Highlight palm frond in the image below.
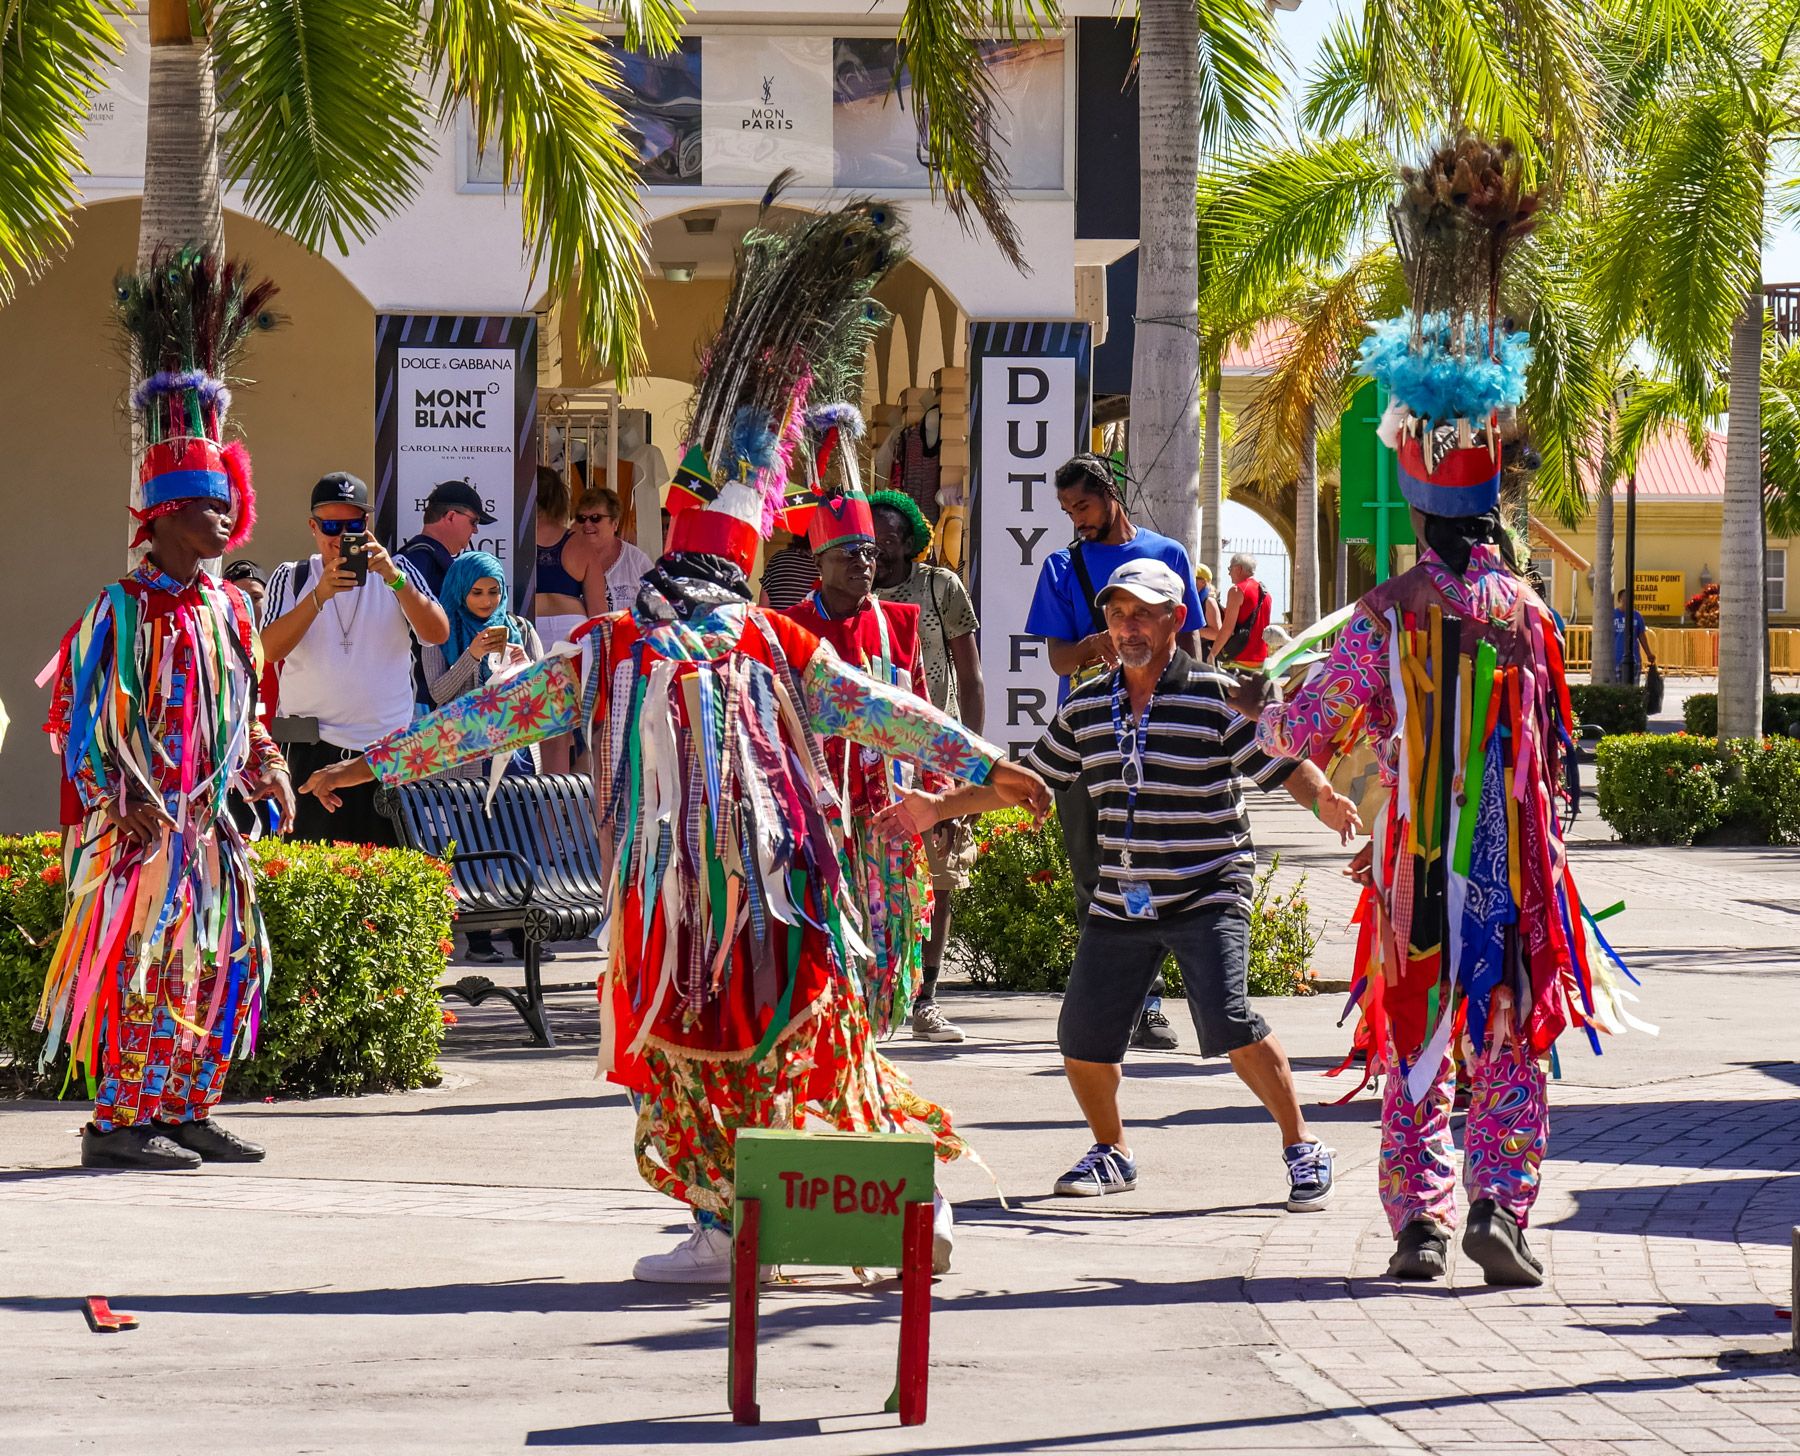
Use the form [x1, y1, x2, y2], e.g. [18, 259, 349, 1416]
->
[0, 0, 128, 302]
[213, 0, 433, 256]
[1606, 371, 1723, 487]
[893, 0, 1059, 271]
[1446, 0, 1602, 188]
[612, 0, 685, 54]
[1592, 87, 1764, 380]
[425, 0, 669, 381]
[1192, 0, 1284, 155]
[1231, 246, 1401, 494]
[1298, 14, 1376, 138]
[1762, 335, 1800, 536]
[1199, 134, 1395, 330]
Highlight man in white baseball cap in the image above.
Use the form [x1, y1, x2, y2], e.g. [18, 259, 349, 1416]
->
[892, 552, 1362, 1212]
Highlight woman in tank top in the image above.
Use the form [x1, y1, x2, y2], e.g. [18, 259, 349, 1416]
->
[533, 465, 602, 772]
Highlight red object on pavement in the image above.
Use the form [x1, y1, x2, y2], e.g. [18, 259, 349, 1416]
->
[84, 1297, 138, 1332]
[729, 1200, 762, 1425]
[894, 1198, 932, 1426]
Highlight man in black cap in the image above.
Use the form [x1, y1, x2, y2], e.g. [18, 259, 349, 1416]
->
[396, 479, 497, 710]
[259, 473, 449, 843]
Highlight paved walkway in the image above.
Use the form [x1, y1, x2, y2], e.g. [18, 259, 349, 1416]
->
[1, 796, 1795, 1454]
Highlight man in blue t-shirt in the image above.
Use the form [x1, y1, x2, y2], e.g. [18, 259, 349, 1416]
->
[1611, 589, 1655, 684]
[1024, 454, 1206, 1053]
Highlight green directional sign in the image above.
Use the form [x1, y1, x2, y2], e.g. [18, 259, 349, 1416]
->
[734, 1128, 935, 1267]
[1339, 379, 1414, 580]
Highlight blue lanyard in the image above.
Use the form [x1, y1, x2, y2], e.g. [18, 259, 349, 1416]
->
[1110, 672, 1154, 868]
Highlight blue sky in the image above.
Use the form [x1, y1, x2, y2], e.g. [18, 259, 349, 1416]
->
[1271, 0, 1800, 284]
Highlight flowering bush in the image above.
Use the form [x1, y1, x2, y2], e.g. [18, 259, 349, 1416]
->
[1685, 582, 1720, 627]
[952, 808, 1320, 996]
[0, 835, 453, 1099]
[1594, 734, 1800, 845]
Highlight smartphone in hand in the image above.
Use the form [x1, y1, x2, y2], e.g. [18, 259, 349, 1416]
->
[341, 532, 370, 585]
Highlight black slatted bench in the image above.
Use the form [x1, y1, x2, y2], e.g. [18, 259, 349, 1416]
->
[376, 773, 606, 1047]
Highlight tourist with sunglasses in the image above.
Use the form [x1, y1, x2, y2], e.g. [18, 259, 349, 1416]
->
[260, 473, 448, 844]
[573, 486, 654, 612]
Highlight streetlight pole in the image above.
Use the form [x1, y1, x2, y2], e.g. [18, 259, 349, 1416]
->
[1624, 464, 1639, 685]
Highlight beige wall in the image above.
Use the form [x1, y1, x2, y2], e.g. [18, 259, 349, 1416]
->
[0, 200, 375, 832]
[1551, 498, 1798, 627]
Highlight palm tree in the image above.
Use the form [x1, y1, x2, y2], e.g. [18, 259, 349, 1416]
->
[1590, 0, 1800, 737]
[1127, 0, 1283, 552]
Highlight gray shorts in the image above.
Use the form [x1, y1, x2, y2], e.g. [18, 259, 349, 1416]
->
[1057, 907, 1270, 1062]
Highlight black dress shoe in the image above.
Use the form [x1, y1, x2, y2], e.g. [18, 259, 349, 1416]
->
[157, 1119, 266, 1163]
[1387, 1219, 1449, 1280]
[81, 1123, 201, 1171]
[1463, 1198, 1544, 1286]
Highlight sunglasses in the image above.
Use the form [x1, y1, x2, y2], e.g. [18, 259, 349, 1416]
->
[832, 544, 880, 565]
[311, 515, 368, 536]
[575, 512, 615, 525]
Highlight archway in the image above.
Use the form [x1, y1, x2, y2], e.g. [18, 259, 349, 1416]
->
[0, 197, 375, 831]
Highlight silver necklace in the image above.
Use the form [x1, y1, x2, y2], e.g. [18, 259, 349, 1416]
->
[328, 582, 363, 654]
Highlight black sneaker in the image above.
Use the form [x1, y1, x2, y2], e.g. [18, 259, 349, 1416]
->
[1053, 1142, 1139, 1197]
[1387, 1219, 1449, 1280]
[81, 1123, 200, 1171]
[464, 943, 505, 965]
[1463, 1198, 1544, 1286]
[1283, 1140, 1335, 1211]
[1129, 1005, 1178, 1051]
[157, 1118, 265, 1163]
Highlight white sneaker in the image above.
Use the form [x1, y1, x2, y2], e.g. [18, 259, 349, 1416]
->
[632, 1224, 734, 1284]
[932, 1191, 955, 1274]
[911, 1003, 965, 1043]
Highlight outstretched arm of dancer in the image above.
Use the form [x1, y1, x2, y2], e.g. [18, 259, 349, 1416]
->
[1227, 606, 1395, 763]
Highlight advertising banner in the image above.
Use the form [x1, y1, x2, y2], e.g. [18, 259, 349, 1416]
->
[374, 315, 538, 612]
[968, 320, 1093, 756]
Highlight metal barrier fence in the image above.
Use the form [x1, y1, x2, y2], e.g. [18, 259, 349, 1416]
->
[1561, 626, 1800, 675]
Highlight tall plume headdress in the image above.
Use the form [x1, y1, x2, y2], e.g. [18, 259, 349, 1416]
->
[1357, 135, 1544, 517]
[117, 246, 281, 550]
[665, 173, 905, 573]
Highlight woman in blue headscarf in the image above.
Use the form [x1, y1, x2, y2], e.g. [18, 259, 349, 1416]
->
[420, 551, 546, 964]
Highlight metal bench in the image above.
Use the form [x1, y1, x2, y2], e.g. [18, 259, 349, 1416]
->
[376, 773, 606, 1047]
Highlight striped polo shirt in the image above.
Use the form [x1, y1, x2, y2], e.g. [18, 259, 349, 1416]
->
[1022, 649, 1297, 921]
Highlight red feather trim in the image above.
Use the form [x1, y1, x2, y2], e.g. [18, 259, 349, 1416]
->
[222, 441, 257, 551]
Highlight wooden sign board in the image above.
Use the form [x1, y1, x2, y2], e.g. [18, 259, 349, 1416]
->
[733, 1128, 934, 1267]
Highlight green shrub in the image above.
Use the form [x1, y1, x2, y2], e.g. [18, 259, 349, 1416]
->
[952, 808, 1319, 996]
[1594, 734, 1800, 845]
[0, 835, 453, 1099]
[1567, 684, 1648, 735]
[1681, 692, 1800, 736]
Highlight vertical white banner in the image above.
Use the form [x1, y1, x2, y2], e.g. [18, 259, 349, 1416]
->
[395, 348, 519, 579]
[969, 321, 1091, 756]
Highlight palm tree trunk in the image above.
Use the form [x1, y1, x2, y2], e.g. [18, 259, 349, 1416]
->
[1199, 377, 1223, 580]
[1718, 287, 1766, 739]
[1591, 475, 1615, 684]
[1292, 402, 1319, 629]
[131, 0, 226, 557]
[1128, 0, 1202, 556]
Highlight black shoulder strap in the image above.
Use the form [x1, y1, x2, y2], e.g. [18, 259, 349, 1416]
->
[1068, 544, 1106, 635]
[292, 557, 311, 598]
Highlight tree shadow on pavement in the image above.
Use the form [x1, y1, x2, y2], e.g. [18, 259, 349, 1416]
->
[1551, 1173, 1800, 1245]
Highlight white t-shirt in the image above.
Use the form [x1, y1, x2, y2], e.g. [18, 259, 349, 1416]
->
[264, 555, 436, 750]
[605, 541, 655, 612]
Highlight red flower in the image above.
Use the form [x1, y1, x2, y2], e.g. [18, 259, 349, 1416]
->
[39, 864, 63, 886]
[0, 865, 12, 879]
[361, 918, 379, 933]
[437, 938, 455, 956]
[1029, 868, 1055, 884]
[262, 857, 289, 877]
[441, 1009, 459, 1026]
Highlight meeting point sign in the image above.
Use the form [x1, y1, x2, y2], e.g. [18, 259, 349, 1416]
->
[969, 320, 1093, 755]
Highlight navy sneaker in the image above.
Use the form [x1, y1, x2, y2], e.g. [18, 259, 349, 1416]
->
[1283, 1140, 1334, 1211]
[1053, 1142, 1139, 1197]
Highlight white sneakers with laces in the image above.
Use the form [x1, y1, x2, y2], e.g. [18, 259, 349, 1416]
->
[631, 1223, 734, 1284]
[911, 1003, 965, 1043]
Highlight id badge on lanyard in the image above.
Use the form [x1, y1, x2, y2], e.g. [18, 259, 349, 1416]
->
[1112, 675, 1158, 920]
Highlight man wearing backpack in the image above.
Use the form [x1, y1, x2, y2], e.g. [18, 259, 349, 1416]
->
[1025, 454, 1205, 1051]
[1210, 554, 1275, 669]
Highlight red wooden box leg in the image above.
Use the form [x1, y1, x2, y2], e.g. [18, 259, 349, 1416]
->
[730, 1201, 761, 1426]
[896, 1199, 932, 1426]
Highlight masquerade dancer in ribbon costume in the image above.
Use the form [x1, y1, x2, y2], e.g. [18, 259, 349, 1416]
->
[40, 249, 294, 1172]
[781, 409, 938, 1041]
[1232, 138, 1645, 1286]
[301, 190, 1049, 1283]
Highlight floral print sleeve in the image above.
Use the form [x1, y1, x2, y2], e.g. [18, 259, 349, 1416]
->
[801, 641, 998, 785]
[1257, 606, 1397, 770]
[365, 654, 582, 784]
